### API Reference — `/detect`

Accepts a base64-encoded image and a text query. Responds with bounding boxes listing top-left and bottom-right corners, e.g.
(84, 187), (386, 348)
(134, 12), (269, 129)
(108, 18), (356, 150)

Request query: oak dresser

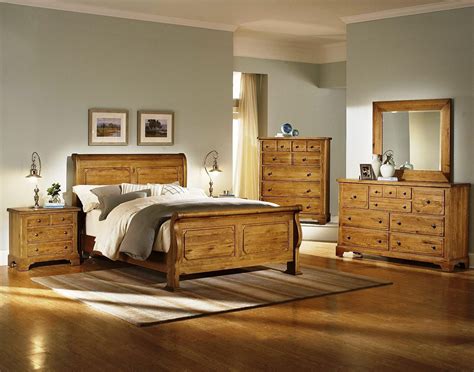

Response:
(259, 137), (331, 224)
(336, 179), (470, 271)
(8, 207), (80, 271)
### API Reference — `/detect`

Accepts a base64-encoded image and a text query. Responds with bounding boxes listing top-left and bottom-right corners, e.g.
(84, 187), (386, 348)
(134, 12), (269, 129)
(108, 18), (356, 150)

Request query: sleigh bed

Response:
(72, 153), (302, 290)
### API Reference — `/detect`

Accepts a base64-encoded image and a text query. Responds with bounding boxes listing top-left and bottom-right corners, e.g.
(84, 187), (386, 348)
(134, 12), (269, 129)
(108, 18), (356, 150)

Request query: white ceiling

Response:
(3, 0), (473, 63)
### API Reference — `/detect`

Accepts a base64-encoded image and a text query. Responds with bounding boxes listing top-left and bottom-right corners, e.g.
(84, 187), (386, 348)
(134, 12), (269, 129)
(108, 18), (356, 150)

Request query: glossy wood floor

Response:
(1, 242), (473, 371)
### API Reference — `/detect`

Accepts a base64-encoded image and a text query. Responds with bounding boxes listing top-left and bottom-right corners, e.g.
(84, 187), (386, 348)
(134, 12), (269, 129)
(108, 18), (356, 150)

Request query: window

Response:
(232, 72), (242, 185)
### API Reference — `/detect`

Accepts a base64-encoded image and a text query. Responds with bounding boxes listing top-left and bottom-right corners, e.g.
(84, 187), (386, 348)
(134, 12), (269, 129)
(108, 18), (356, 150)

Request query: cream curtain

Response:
(234, 73), (259, 199)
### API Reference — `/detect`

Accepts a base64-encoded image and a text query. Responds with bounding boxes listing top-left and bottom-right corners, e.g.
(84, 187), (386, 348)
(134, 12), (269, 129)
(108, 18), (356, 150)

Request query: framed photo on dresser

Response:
(88, 108), (129, 146)
(137, 110), (174, 146)
(359, 164), (376, 180)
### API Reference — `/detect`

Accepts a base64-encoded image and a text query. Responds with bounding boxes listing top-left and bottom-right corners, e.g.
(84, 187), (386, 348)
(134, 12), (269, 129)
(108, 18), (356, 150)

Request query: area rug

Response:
(32, 265), (391, 326)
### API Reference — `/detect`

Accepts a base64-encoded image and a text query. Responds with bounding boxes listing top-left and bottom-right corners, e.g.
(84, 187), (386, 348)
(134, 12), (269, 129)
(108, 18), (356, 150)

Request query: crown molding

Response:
(341, 0), (474, 24)
(0, 0), (237, 31)
(234, 35), (346, 64)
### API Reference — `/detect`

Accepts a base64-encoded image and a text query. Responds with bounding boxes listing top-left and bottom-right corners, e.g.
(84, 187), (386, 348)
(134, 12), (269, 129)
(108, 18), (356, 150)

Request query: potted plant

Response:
(380, 150), (396, 177)
(47, 182), (62, 204)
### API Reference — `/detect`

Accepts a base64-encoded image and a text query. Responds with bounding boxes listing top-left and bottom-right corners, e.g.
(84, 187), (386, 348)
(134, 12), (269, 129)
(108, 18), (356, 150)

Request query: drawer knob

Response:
(267, 188), (272, 192)
(296, 145), (299, 148)
(431, 246), (436, 250)
(280, 145), (284, 148)
(352, 195), (357, 199)
(64, 245), (68, 249)
(347, 236), (351, 240)
(426, 200), (431, 205)
(389, 191), (393, 195)
(64, 231), (68, 235)
(431, 224), (437, 229)
(272, 157), (277, 161)
(397, 221), (401, 225)
(378, 219), (383, 224)
(306, 205), (311, 209)
(34, 233), (39, 237)
(306, 189), (311, 193)
(306, 173), (312, 177)
(403, 205), (407, 209)
(347, 217), (352, 221)
(378, 240), (382, 244)
(302, 158), (307, 162)
(375, 190), (379, 194)
(374, 203), (378, 207)
(268, 172), (273, 176)
(37, 219), (41, 223)
(62, 217), (65, 221)
(397, 241), (401, 246)
(403, 192), (407, 196)
(35, 248), (39, 252)
(310, 145), (314, 149)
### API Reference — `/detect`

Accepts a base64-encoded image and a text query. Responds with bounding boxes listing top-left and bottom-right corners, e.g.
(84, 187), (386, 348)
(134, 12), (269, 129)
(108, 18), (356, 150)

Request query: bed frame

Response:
(72, 153), (302, 290)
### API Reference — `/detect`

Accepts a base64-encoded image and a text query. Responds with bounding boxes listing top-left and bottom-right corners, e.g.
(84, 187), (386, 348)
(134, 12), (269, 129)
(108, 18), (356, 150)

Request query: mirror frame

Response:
(373, 98), (452, 183)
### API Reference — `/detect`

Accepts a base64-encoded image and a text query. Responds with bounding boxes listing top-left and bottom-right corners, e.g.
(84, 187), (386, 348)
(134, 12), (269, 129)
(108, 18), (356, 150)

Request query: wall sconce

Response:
(203, 150), (222, 197)
(26, 152), (42, 209)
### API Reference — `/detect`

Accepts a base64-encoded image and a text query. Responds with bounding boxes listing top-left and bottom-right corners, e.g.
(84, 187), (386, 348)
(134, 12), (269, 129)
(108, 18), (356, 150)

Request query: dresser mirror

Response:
(373, 98), (452, 182)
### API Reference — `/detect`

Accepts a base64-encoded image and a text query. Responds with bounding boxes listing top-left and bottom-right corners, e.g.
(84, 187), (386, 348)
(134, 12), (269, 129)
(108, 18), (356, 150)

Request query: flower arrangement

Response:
(382, 150), (395, 166)
(47, 182), (61, 203)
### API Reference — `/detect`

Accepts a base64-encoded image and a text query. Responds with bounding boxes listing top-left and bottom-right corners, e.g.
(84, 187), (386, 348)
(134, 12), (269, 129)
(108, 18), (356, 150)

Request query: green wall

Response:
(0, 4), (233, 257)
(346, 8), (474, 255)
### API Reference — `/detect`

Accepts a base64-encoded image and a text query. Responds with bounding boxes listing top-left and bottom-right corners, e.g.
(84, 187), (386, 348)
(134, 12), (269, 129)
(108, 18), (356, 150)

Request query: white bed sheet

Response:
(86, 208), (171, 253)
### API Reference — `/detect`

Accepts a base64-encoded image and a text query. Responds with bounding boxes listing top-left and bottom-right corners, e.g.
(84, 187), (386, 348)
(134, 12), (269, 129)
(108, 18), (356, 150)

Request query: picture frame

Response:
(88, 109), (129, 146)
(360, 164), (376, 180)
(137, 110), (174, 146)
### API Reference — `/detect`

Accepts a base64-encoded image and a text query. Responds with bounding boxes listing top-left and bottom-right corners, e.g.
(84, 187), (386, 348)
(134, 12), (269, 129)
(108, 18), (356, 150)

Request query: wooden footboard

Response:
(165, 206), (302, 290)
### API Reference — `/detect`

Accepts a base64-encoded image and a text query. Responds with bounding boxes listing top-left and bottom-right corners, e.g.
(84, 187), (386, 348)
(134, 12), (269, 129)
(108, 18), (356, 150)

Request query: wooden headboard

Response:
(71, 153), (187, 206)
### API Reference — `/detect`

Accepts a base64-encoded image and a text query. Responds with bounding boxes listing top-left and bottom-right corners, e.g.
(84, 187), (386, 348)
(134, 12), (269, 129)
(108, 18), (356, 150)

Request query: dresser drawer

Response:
(340, 227), (388, 251)
(292, 140), (306, 152)
(340, 209), (389, 230)
(292, 153), (320, 166)
(27, 241), (74, 257)
(262, 182), (320, 197)
(51, 213), (74, 225)
(383, 186), (397, 198)
(262, 152), (291, 165)
(370, 198), (412, 212)
(306, 140), (321, 152)
(341, 184), (368, 209)
(397, 187), (412, 199)
(27, 226), (73, 243)
(262, 140), (277, 152)
(369, 185), (383, 198)
(262, 166), (320, 181)
(26, 215), (50, 227)
(390, 214), (444, 236)
(390, 233), (444, 257)
(262, 197), (320, 214)
(277, 140), (291, 152)
(413, 188), (445, 215)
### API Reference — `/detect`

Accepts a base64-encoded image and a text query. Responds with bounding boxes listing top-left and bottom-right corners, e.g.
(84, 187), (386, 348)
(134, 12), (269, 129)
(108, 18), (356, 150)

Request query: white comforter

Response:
(94, 194), (210, 260)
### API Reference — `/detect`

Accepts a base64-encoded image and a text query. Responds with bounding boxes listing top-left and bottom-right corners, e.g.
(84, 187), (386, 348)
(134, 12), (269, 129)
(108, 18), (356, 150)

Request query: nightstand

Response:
(7, 207), (81, 271)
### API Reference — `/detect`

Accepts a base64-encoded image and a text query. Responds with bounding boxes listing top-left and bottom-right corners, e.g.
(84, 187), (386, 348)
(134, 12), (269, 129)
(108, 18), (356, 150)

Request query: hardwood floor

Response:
(1, 242), (473, 371)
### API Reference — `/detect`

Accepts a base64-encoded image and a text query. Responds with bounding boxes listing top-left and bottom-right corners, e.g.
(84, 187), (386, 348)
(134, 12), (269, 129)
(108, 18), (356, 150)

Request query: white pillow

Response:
(72, 185), (104, 212)
(147, 183), (164, 196)
(160, 183), (207, 198)
(121, 183), (148, 194)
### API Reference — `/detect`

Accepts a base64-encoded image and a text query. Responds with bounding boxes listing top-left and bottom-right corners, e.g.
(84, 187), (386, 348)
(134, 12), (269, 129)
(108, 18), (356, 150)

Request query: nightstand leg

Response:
(70, 258), (81, 266)
(15, 259), (30, 271)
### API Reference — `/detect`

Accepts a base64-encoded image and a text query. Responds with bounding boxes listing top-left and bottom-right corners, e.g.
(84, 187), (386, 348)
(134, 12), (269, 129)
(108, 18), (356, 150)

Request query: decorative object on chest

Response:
(336, 179), (470, 271)
(7, 207), (81, 271)
(258, 137), (331, 224)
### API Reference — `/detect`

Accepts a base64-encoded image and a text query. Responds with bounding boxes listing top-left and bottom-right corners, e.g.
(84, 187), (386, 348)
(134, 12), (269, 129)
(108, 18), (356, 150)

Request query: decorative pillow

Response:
(96, 189), (151, 221)
(72, 184), (105, 212)
(121, 183), (148, 194)
(147, 183), (164, 197)
(161, 183), (190, 196)
(91, 185), (122, 212)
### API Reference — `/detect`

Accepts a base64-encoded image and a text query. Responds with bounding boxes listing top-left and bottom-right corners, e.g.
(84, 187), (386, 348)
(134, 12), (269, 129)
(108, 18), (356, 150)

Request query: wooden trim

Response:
(372, 99), (452, 183)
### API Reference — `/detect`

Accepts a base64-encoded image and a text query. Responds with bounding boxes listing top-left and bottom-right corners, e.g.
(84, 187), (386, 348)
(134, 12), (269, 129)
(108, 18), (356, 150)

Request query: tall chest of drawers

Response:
(8, 207), (81, 271)
(336, 179), (470, 271)
(259, 137), (331, 224)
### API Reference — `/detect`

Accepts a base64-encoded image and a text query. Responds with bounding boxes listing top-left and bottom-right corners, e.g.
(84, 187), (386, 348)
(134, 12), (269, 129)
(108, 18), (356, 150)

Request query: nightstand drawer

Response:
(27, 241), (74, 257)
(51, 213), (74, 225)
(26, 215), (50, 227)
(27, 226), (73, 243)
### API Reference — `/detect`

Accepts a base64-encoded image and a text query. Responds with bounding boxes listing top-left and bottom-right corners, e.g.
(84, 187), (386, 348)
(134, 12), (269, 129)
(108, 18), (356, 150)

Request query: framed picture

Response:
(360, 164), (376, 180)
(137, 110), (174, 146)
(88, 109), (128, 146)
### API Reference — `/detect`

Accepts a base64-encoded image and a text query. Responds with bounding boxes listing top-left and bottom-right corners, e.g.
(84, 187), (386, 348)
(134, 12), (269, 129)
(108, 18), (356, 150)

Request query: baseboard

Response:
(301, 216), (338, 243)
(469, 253), (474, 269)
(0, 251), (8, 267)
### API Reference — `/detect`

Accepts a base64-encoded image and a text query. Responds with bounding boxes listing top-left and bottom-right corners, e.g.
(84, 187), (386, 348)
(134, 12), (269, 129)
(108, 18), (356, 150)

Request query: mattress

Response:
(86, 209), (171, 253)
